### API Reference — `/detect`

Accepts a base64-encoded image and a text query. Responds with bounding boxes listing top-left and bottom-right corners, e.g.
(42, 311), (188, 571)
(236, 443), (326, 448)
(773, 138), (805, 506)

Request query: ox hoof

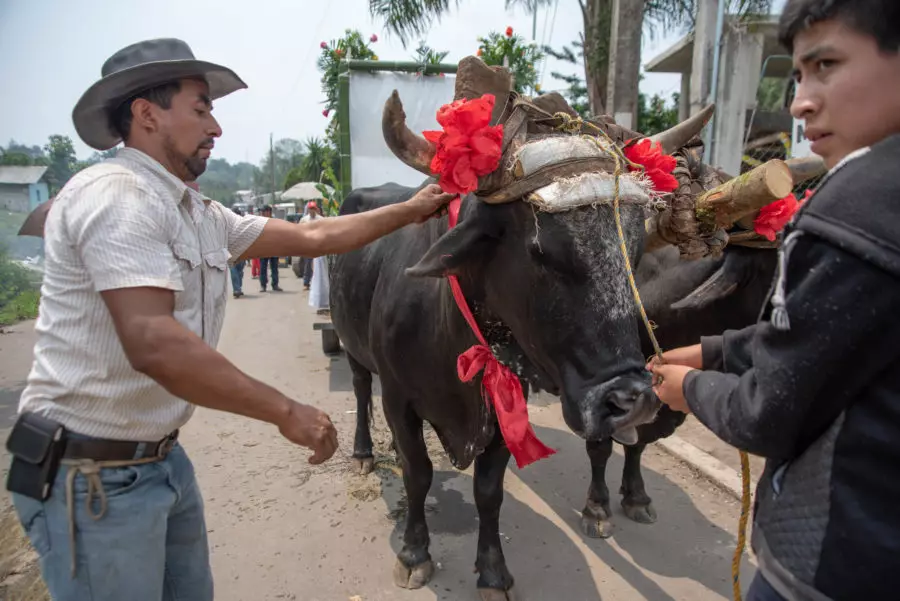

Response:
(352, 456), (375, 476)
(580, 513), (614, 539)
(480, 586), (518, 601)
(393, 558), (434, 589)
(622, 501), (658, 524)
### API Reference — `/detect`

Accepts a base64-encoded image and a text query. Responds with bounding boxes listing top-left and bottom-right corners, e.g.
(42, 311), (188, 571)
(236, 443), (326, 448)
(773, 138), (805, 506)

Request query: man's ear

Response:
(406, 204), (502, 278)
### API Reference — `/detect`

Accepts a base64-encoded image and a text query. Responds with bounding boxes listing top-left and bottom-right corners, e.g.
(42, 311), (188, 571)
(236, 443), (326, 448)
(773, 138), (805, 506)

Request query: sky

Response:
(0, 0), (783, 166)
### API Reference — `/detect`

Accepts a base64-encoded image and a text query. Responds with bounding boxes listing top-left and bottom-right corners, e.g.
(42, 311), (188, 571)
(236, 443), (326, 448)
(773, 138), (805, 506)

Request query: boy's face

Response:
(791, 19), (900, 168)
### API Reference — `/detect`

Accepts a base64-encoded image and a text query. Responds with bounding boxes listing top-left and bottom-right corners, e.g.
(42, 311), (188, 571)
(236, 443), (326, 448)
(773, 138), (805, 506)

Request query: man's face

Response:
(791, 20), (900, 168)
(154, 78), (222, 180)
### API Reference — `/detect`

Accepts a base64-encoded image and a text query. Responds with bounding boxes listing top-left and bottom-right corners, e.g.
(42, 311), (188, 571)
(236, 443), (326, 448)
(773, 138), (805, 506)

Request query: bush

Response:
(0, 247), (40, 325)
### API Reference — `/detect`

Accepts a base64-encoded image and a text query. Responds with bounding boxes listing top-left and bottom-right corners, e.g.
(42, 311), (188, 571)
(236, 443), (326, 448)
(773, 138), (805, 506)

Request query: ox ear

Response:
(669, 264), (740, 310)
(406, 212), (501, 278)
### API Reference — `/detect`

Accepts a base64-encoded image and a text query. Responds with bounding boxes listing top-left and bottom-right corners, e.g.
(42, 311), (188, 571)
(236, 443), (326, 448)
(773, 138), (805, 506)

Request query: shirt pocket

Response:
(171, 241), (201, 312)
(203, 248), (231, 314)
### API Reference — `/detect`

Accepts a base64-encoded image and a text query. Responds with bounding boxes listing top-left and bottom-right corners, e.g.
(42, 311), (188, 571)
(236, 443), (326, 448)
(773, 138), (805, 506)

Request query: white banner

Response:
(348, 70), (457, 190)
(791, 117), (816, 159)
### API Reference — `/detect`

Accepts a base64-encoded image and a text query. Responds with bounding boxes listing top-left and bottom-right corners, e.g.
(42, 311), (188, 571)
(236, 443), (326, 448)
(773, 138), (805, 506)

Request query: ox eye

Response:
(528, 239), (584, 282)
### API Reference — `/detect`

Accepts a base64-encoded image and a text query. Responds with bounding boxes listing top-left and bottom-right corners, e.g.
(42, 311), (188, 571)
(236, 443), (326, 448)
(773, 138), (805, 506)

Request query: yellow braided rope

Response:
(553, 112), (752, 601)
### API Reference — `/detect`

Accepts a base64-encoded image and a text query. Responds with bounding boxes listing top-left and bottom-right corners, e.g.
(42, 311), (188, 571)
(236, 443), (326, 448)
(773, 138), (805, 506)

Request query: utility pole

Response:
(532, 5), (538, 40)
(269, 133), (275, 200)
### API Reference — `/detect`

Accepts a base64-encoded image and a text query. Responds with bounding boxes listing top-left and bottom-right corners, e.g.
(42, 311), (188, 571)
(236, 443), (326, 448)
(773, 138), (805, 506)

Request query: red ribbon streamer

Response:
(446, 197), (556, 469)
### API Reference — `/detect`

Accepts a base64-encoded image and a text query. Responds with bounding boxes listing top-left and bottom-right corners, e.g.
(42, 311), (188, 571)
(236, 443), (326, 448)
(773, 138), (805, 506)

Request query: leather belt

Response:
(62, 430), (179, 462)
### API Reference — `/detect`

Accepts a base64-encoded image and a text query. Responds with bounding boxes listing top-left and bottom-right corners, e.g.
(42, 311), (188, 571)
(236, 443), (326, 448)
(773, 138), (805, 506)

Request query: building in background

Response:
(0, 166), (49, 213)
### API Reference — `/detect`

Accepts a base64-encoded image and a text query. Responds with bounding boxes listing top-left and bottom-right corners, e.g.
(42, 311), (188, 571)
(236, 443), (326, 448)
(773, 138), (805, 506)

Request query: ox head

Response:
(380, 89), (715, 443)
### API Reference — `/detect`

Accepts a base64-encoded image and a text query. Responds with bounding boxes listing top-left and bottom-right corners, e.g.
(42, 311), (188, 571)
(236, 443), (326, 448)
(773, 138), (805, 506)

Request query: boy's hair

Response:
(778, 0), (900, 54)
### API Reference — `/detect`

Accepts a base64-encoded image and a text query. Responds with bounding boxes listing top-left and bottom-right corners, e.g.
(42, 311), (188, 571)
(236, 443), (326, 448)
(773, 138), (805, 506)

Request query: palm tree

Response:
(369, 0), (773, 115)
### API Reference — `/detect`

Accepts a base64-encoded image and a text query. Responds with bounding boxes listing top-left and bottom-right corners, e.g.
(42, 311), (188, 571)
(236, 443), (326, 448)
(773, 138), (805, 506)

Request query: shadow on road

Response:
(328, 353), (751, 600)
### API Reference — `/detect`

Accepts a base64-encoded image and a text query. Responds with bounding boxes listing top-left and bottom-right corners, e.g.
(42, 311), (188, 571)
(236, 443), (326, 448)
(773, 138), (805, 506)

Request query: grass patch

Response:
(0, 504), (48, 601)
(0, 245), (40, 326)
(0, 290), (40, 327)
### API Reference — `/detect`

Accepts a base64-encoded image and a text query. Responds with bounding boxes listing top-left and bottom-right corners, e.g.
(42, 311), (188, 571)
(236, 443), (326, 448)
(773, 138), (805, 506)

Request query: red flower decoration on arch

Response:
(422, 94), (504, 195)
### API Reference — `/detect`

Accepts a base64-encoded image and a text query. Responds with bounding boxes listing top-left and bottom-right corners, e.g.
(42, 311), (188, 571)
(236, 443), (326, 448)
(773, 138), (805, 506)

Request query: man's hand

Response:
(404, 184), (456, 224)
(645, 343), (703, 371)
(649, 364), (695, 414)
(277, 402), (339, 464)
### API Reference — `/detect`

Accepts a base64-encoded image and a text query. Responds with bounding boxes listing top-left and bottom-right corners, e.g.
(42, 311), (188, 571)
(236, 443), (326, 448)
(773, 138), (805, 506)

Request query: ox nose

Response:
(576, 374), (659, 441)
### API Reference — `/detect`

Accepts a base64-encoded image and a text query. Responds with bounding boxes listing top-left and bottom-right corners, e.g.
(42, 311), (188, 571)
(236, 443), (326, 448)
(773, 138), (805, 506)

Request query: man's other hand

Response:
(405, 184), (456, 224)
(278, 402), (339, 464)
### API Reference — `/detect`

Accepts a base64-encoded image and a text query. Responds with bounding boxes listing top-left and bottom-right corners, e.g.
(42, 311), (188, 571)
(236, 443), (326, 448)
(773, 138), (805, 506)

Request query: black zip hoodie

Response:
(683, 133), (900, 601)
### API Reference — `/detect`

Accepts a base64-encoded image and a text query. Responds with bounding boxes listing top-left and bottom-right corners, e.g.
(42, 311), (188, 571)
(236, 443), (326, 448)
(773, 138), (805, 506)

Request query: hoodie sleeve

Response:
(683, 234), (900, 461)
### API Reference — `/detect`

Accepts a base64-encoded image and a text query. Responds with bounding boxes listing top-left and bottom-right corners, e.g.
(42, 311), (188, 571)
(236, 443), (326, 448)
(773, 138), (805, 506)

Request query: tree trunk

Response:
(580, 0), (612, 116)
(606, 0), (645, 129)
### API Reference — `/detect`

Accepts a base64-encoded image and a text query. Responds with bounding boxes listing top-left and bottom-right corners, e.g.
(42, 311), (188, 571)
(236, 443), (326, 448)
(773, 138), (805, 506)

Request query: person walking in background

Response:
(230, 206), (246, 298)
(298, 200), (322, 290)
(251, 256), (260, 279)
(258, 204), (282, 292)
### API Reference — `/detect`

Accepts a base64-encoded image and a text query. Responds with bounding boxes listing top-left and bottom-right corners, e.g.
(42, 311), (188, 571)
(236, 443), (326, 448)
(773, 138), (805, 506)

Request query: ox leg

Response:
(620, 409), (685, 524)
(390, 405), (435, 590)
(581, 438), (615, 538)
(347, 353), (375, 475)
(474, 428), (515, 601)
(620, 443), (657, 523)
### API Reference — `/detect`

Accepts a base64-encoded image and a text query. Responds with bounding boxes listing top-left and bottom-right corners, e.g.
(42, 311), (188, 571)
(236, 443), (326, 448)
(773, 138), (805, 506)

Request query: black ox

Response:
(331, 82), (790, 598)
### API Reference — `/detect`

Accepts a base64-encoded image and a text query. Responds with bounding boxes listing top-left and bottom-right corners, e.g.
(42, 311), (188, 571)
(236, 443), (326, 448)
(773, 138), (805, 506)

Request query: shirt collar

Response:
(116, 147), (192, 206)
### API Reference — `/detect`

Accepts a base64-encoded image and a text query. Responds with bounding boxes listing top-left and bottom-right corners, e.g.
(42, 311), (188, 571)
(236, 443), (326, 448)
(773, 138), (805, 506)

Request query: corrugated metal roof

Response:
(0, 166), (48, 185)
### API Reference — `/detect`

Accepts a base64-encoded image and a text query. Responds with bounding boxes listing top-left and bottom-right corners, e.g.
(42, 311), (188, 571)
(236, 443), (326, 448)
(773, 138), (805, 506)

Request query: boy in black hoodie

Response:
(649, 1), (900, 600)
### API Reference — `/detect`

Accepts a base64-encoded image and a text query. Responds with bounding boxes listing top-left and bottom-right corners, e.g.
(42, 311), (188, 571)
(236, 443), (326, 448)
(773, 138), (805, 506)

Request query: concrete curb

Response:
(654, 435), (752, 502)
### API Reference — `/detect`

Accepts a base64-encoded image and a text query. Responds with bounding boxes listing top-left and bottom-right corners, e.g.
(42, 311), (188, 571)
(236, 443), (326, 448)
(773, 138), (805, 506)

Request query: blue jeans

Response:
(259, 257), (279, 290)
(230, 260), (245, 294)
(747, 573), (788, 601)
(10, 443), (212, 601)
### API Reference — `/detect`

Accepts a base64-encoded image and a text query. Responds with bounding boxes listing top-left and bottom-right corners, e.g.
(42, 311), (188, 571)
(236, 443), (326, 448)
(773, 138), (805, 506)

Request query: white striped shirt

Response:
(19, 147), (267, 441)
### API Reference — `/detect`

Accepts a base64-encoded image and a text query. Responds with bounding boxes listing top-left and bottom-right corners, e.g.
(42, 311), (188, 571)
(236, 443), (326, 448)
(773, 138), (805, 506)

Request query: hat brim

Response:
(72, 59), (248, 150)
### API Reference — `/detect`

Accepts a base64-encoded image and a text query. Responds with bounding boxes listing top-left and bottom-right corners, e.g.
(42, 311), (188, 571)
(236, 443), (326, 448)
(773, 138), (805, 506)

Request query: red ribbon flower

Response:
(320, 41), (327, 49)
(623, 138), (679, 194)
(506, 26), (514, 37)
(753, 189), (813, 241)
(322, 109), (330, 118)
(422, 94), (504, 195)
(370, 34), (378, 43)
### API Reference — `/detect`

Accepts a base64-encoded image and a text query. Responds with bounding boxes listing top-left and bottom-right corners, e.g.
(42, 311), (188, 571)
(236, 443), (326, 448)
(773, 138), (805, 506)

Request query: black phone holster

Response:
(5, 411), (67, 501)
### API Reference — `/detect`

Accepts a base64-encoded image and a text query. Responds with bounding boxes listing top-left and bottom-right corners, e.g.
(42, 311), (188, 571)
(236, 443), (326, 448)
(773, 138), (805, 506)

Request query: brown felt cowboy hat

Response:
(72, 38), (247, 150)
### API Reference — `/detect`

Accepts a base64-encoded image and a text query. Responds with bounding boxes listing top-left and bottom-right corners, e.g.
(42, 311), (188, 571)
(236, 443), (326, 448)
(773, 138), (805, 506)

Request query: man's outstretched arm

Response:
(239, 184), (454, 260)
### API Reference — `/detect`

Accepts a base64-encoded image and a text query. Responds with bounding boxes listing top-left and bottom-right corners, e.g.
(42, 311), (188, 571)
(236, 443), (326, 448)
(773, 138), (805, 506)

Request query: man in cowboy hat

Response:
(6, 38), (453, 600)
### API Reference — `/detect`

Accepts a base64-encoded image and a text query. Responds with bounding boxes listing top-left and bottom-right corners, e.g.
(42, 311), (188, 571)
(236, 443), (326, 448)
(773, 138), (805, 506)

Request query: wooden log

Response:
(695, 159), (794, 228)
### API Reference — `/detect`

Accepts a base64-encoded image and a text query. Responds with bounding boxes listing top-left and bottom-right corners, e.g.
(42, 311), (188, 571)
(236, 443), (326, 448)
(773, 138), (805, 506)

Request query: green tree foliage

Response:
(197, 158), (258, 205)
(413, 41), (450, 65)
(638, 90), (679, 135)
(477, 27), (544, 95)
(318, 30), (379, 116)
(43, 135), (78, 195)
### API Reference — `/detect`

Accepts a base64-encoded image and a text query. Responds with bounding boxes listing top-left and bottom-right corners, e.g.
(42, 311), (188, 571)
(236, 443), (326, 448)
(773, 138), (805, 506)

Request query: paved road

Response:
(0, 268), (758, 600)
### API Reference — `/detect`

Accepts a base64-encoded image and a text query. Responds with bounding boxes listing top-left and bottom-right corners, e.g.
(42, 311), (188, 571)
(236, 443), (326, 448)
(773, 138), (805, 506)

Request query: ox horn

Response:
(648, 104), (716, 155)
(382, 90), (436, 176)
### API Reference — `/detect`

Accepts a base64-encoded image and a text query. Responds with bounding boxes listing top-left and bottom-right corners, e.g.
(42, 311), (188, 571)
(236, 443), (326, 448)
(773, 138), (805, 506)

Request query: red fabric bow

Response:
(753, 189), (814, 241)
(423, 95), (504, 195)
(623, 138), (679, 194)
